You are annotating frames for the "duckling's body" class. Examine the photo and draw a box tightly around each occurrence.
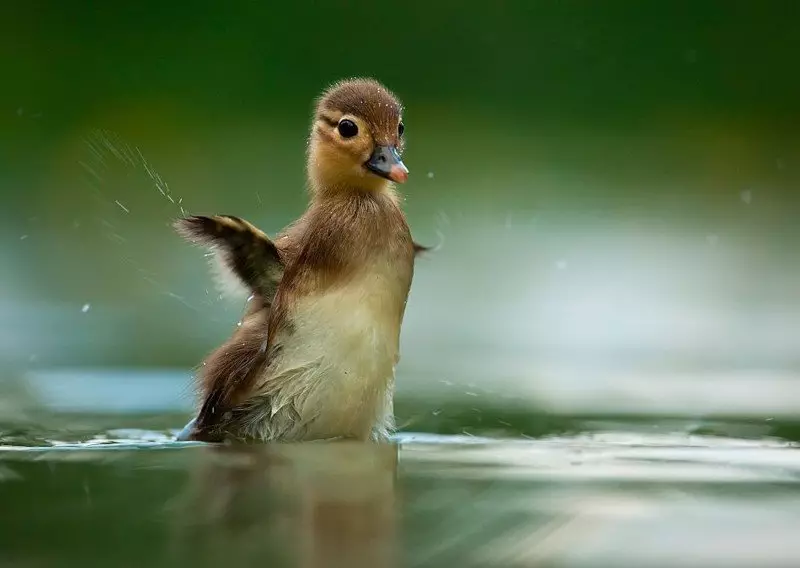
[254,193,413,441]
[175,78,422,443]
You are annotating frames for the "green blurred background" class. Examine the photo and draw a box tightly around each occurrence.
[2,0,800,434]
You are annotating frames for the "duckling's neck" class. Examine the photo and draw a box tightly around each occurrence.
[304,181,409,260]
[285,177,413,300]
[309,178,400,206]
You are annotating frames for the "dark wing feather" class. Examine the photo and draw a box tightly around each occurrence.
[174,215,285,304]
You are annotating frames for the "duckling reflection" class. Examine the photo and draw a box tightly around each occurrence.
[170,442,399,568]
[174,78,429,444]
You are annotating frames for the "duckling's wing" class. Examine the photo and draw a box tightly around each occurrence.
[174,215,284,305]
[185,318,272,442]
[413,241,431,256]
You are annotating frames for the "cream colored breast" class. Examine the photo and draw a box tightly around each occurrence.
[264,260,412,438]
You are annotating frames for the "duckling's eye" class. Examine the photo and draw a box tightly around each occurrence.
[337,119,358,138]
[398,122,405,137]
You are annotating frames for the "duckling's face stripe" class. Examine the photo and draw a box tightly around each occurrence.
[318,114,339,128]
[314,113,374,159]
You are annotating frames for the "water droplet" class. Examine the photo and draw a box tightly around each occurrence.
[81,303,91,313]
[706,234,719,247]
[555,259,568,270]
[114,200,130,213]
[740,190,752,205]
[19,235,28,240]
[427,172,434,179]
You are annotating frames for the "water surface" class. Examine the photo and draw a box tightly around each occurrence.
[1,424,799,568]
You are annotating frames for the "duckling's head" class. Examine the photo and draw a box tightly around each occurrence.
[307,78,407,194]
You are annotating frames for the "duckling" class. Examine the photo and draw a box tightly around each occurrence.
[174,78,426,443]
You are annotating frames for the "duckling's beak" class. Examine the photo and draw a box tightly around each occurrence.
[365,145,409,184]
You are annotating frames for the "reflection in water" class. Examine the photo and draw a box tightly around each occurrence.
[171,442,399,568]
[1,433,800,566]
